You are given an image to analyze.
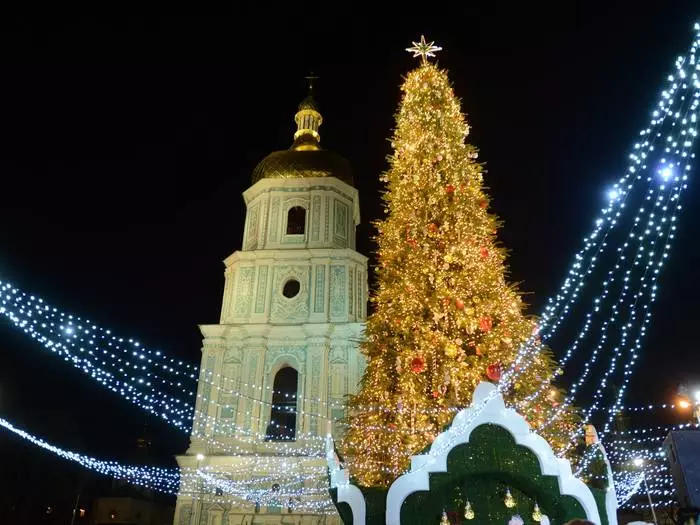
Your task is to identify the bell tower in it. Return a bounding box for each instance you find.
[174,82,367,525]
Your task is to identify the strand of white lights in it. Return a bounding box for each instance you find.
[518,25,700,417]
[0,412,338,503]
[611,435,665,445]
[560,176,680,447]
[195,383,460,437]
[198,433,324,458]
[614,471,645,506]
[0,279,460,427]
[547,26,700,448]
[523,166,663,407]
[607,445,667,462]
[597,34,700,433]
[625,403,681,412]
[0,278,460,426]
[0,414,180,494]
[625,499,677,510]
[0,281,196,429]
[213,374,463,415]
[186,471,336,513]
[612,422,698,435]
[592,148,692,436]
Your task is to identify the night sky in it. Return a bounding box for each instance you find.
[1,4,699,493]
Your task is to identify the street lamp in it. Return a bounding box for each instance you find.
[633,458,658,525]
[676,390,700,425]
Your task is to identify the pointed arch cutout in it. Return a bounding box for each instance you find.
[265,366,298,441]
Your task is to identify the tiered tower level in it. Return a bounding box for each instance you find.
[174,86,368,525]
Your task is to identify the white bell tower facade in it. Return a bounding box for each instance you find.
[174,86,367,525]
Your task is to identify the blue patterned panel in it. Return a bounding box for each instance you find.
[269,197,280,242]
[245,204,259,250]
[330,265,346,317]
[357,267,363,319]
[348,270,354,315]
[314,265,325,313]
[311,195,321,241]
[324,196,330,242]
[197,354,216,435]
[233,267,255,316]
[254,266,268,313]
[334,199,349,245]
[178,505,192,525]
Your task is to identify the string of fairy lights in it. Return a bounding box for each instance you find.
[513,25,700,428]
[0,411,339,512]
[521,24,700,457]
[1,23,700,513]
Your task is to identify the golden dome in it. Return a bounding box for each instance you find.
[251,82,354,186]
[252,148,354,186]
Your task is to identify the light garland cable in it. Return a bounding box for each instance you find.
[0,278,460,428]
[0,281,196,429]
[612,422,698,435]
[542,25,700,448]
[0,414,180,494]
[0,411,342,502]
[516,24,700,422]
[563,171,683,442]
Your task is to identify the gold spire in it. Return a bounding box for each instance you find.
[293,73,322,150]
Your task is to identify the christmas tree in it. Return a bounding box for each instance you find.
[342,37,579,487]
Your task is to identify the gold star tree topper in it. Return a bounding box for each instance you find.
[406,35,442,64]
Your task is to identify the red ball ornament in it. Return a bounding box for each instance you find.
[429,223,439,233]
[410,356,426,374]
[486,362,502,382]
[479,199,488,209]
[445,184,456,194]
[431,390,441,398]
[455,298,465,310]
[479,316,492,332]
[480,247,489,258]
[388,423,398,431]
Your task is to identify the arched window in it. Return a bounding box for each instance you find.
[265,367,298,441]
[286,206,306,235]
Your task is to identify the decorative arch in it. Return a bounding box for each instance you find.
[327,382,617,525]
[385,382,612,525]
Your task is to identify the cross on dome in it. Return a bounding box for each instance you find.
[305,72,319,92]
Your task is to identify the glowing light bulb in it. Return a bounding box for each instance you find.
[464,501,475,520]
[660,166,673,179]
[504,488,515,508]
[608,189,620,200]
[532,503,542,522]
